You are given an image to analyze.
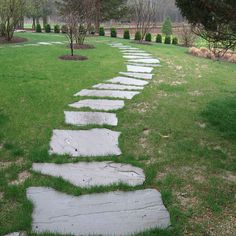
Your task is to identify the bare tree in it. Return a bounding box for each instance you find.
[179,23,196,47]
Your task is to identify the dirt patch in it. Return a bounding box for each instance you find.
[0,36,27,44]
[69,44,95,50]
[59,55,88,61]
[10,171,31,185]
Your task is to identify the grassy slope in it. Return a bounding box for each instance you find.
[0,33,236,236]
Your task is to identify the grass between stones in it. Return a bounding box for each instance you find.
[0,32,236,236]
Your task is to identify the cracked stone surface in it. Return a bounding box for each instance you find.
[93,83,144,91]
[32,162,145,187]
[49,129,121,157]
[127,58,160,64]
[27,187,171,236]
[69,99,125,111]
[127,65,154,73]
[64,111,118,126]
[120,72,153,80]
[107,77,149,86]
[75,89,140,100]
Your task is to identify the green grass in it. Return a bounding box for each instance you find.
[0,33,236,236]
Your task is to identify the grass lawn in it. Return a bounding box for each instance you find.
[0,32,236,236]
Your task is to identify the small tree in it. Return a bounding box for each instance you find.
[75,24,87,45]
[99,27,105,36]
[45,24,51,33]
[164,36,171,44]
[162,17,172,36]
[156,34,162,43]
[179,24,196,47]
[145,32,152,42]
[36,23,42,33]
[135,31,141,41]
[110,27,117,37]
[123,29,130,39]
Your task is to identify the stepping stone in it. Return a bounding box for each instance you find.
[120,72,153,80]
[93,83,144,91]
[69,99,125,111]
[4,233,26,236]
[123,53,152,57]
[49,129,121,157]
[123,55,152,59]
[32,162,145,187]
[108,77,149,86]
[27,187,171,236]
[128,58,160,64]
[65,111,118,126]
[127,65,154,73]
[121,50,146,53]
[51,42,64,44]
[75,89,140,100]
[37,42,53,45]
[128,63,160,67]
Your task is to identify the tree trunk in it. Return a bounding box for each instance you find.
[95,0,101,34]
[32,18,36,29]
[43,15,48,28]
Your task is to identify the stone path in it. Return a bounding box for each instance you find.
[25,42,170,236]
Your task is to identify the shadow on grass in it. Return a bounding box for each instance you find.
[201,96,236,140]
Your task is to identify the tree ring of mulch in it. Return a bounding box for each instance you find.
[68,44,95,50]
[0,36,28,44]
[59,55,88,61]
[131,40,153,45]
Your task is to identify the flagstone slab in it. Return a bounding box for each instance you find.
[49,129,121,157]
[4,233,26,236]
[32,162,145,187]
[93,83,144,91]
[127,65,154,73]
[69,99,125,111]
[128,63,161,67]
[123,53,152,57]
[75,89,140,100]
[128,58,160,64]
[37,42,53,45]
[107,77,149,86]
[123,55,152,59]
[27,187,171,236]
[120,72,153,80]
[65,111,118,126]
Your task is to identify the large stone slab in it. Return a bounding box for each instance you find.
[69,99,125,111]
[27,187,171,236]
[128,58,160,64]
[49,129,121,157]
[37,42,53,45]
[123,55,152,59]
[128,63,161,67]
[93,83,144,91]
[120,72,153,80]
[127,65,153,73]
[107,77,149,86]
[75,89,140,100]
[64,111,118,126]
[123,53,152,57]
[32,162,145,187]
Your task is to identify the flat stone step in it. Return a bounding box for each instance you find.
[32,162,145,187]
[108,76,149,86]
[37,42,53,45]
[65,111,118,126]
[93,83,144,91]
[128,58,160,64]
[49,129,121,157]
[127,65,154,73]
[123,55,152,59]
[123,53,152,57]
[75,89,140,100]
[120,72,153,80]
[69,99,125,111]
[27,187,171,236]
[128,63,161,67]
[121,50,146,53]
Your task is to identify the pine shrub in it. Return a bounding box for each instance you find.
[54,25,60,33]
[162,17,173,36]
[45,24,51,33]
[123,30,130,39]
[99,27,105,36]
[145,33,152,42]
[164,36,171,44]
[110,28,117,38]
[36,23,42,33]
[172,37,178,45]
[135,31,141,41]
[156,34,162,43]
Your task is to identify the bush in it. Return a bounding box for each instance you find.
[135,31,141,41]
[123,29,130,39]
[99,27,105,36]
[145,33,152,42]
[162,17,173,36]
[172,37,178,45]
[61,25,68,34]
[35,23,42,33]
[156,34,162,43]
[110,28,117,38]
[54,25,60,33]
[164,36,171,44]
[45,24,51,33]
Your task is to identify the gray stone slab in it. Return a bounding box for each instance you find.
[123,53,152,57]
[120,72,153,80]
[123,55,152,59]
[49,129,121,157]
[27,187,171,236]
[127,65,154,73]
[128,58,160,64]
[69,99,125,111]
[75,89,140,100]
[37,42,53,45]
[32,162,145,187]
[128,63,161,67]
[65,111,118,126]
[93,83,144,91]
[107,77,149,86]
[4,233,26,236]
[121,50,146,53]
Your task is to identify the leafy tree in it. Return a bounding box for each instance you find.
[176,0,236,54]
[162,17,172,36]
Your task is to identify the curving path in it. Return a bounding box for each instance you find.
[26,42,170,236]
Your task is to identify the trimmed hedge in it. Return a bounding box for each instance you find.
[123,29,130,39]
[164,36,171,44]
[156,34,162,43]
[54,25,60,33]
[99,27,105,36]
[36,23,42,33]
[110,28,117,38]
[172,37,178,45]
[145,33,152,42]
[135,31,141,41]
[45,24,51,33]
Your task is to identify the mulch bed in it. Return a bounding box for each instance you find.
[68,44,95,50]
[0,36,28,44]
[59,55,88,61]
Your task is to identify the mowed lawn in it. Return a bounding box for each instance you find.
[0,32,236,236]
